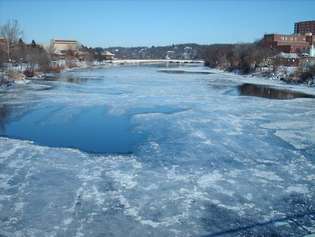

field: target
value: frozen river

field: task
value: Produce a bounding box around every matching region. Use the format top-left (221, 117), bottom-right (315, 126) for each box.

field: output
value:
top-left (0, 64), bottom-right (314, 236)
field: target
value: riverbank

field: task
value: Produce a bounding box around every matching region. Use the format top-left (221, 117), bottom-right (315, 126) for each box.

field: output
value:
top-left (2, 60), bottom-right (315, 99)
top-left (158, 66), bottom-right (315, 97)
top-left (202, 42), bottom-right (315, 86)
top-left (0, 59), bottom-right (204, 86)
top-left (204, 64), bottom-right (315, 87)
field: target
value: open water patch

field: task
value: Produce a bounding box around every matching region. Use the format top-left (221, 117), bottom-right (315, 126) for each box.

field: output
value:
top-left (238, 83), bottom-right (315, 100)
top-left (0, 105), bottom-right (145, 154)
top-left (128, 105), bottom-right (189, 116)
top-left (0, 103), bottom-right (189, 154)
top-left (158, 69), bottom-right (213, 74)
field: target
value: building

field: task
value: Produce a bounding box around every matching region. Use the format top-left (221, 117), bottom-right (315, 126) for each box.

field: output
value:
top-left (166, 50), bottom-right (175, 60)
top-left (263, 20), bottom-right (315, 54)
top-left (102, 51), bottom-right (115, 60)
top-left (305, 33), bottom-right (315, 46)
top-left (310, 44), bottom-right (315, 57)
top-left (183, 46), bottom-right (193, 60)
top-left (50, 39), bottom-right (80, 55)
top-left (0, 37), bottom-right (7, 49)
top-left (274, 52), bottom-right (300, 67)
top-left (300, 56), bottom-right (315, 69)
top-left (263, 34), bottom-right (310, 53)
top-left (294, 20), bottom-right (315, 35)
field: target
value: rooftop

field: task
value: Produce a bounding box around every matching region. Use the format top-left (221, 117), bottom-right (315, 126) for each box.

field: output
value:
top-left (295, 20), bottom-right (315, 24)
top-left (103, 51), bottom-right (114, 56)
top-left (276, 52), bottom-right (300, 59)
top-left (53, 39), bottom-right (78, 43)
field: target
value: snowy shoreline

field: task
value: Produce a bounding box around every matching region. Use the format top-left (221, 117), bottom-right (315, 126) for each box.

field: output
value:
top-left (157, 67), bottom-right (315, 96)
top-left (2, 61), bottom-right (315, 97)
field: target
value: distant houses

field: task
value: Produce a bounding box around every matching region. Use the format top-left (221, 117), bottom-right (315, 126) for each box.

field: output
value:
top-left (274, 53), bottom-right (300, 67)
top-left (50, 39), bottom-right (115, 60)
top-left (102, 51), bottom-right (115, 61)
top-left (166, 50), bottom-right (176, 60)
top-left (262, 20), bottom-right (315, 67)
top-left (49, 39), bottom-right (115, 68)
top-left (0, 36), bottom-right (116, 75)
top-left (263, 21), bottom-right (315, 55)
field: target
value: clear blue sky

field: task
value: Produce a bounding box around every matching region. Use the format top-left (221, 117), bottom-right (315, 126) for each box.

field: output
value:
top-left (0, 0), bottom-right (314, 47)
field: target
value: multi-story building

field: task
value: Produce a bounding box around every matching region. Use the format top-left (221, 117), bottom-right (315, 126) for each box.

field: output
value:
top-left (263, 20), bottom-right (315, 54)
top-left (305, 33), bottom-right (315, 45)
top-left (294, 20), bottom-right (315, 35)
top-left (262, 34), bottom-right (310, 53)
top-left (0, 37), bottom-right (7, 49)
top-left (50, 39), bottom-right (80, 55)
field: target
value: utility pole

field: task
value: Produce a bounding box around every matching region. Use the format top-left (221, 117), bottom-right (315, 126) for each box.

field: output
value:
top-left (7, 40), bottom-right (10, 63)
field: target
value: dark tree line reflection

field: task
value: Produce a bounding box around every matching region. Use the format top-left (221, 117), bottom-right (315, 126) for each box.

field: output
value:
top-left (238, 83), bottom-right (315, 100)
top-left (0, 104), bottom-right (11, 132)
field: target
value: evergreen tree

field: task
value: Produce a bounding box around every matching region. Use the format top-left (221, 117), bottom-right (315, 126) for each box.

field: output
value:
top-left (31, 40), bottom-right (36, 47)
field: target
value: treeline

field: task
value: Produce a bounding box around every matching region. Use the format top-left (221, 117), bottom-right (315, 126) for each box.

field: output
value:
top-left (0, 20), bottom-right (52, 72)
top-left (0, 20), bottom-right (112, 74)
top-left (202, 41), bottom-right (278, 74)
top-left (7, 39), bottom-right (50, 71)
top-left (104, 44), bottom-right (204, 60)
top-left (202, 42), bottom-right (315, 83)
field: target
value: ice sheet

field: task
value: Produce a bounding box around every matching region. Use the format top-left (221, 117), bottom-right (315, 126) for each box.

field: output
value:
top-left (0, 65), bottom-right (314, 236)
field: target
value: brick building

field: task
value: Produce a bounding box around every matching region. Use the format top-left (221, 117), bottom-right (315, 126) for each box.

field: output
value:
top-left (262, 34), bottom-right (310, 53)
top-left (294, 20), bottom-right (315, 35)
top-left (0, 37), bottom-right (7, 49)
top-left (305, 33), bottom-right (315, 45)
top-left (263, 20), bottom-right (315, 54)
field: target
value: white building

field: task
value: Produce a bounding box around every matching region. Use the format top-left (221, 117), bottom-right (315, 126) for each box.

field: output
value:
top-left (310, 44), bottom-right (315, 57)
top-left (102, 51), bottom-right (115, 60)
top-left (50, 39), bottom-right (80, 55)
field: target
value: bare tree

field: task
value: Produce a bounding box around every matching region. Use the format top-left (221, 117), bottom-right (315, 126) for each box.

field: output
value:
top-left (0, 47), bottom-right (6, 66)
top-left (0, 19), bottom-right (23, 62)
top-left (25, 45), bottom-right (50, 72)
top-left (203, 41), bottom-right (278, 74)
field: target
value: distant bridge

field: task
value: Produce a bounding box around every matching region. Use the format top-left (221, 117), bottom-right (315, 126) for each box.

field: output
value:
top-left (111, 59), bottom-right (204, 65)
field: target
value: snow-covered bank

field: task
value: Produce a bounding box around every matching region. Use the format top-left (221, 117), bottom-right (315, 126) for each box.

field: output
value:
top-left (159, 66), bottom-right (315, 96)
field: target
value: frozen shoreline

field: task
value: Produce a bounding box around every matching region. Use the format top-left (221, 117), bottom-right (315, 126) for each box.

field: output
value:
top-left (3, 62), bottom-right (315, 97)
top-left (156, 66), bottom-right (315, 96)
